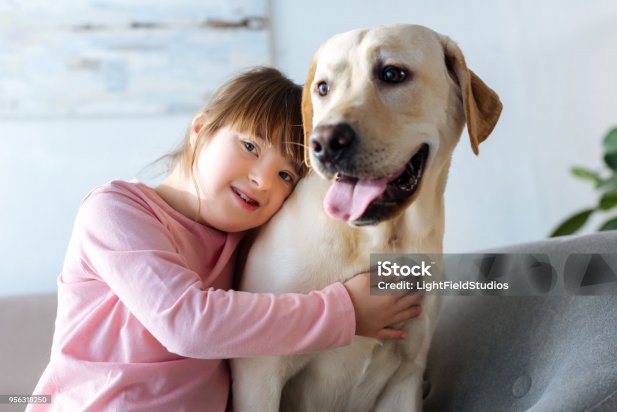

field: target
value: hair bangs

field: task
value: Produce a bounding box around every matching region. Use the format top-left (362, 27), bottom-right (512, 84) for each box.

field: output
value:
top-left (220, 69), bottom-right (307, 176)
top-left (166, 67), bottom-right (308, 182)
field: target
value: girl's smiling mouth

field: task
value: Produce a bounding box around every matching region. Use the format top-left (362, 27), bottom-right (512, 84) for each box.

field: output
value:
top-left (231, 186), bottom-right (260, 210)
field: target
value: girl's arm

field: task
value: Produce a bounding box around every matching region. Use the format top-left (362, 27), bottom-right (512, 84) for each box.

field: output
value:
top-left (69, 186), bottom-right (355, 359)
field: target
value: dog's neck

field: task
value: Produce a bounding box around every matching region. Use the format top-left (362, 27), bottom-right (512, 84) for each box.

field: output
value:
top-left (355, 197), bottom-right (444, 256)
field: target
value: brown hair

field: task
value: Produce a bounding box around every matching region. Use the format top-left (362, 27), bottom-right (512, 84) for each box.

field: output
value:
top-left (166, 66), bottom-right (307, 183)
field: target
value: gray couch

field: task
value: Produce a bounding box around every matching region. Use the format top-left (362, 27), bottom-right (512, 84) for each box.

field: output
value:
top-left (1, 233), bottom-right (615, 411)
top-left (424, 232), bottom-right (617, 411)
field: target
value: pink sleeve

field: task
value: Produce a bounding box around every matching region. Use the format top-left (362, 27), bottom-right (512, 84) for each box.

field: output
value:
top-left (71, 189), bottom-right (356, 359)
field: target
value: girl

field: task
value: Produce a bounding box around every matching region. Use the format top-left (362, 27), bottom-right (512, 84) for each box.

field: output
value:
top-left (29, 67), bottom-right (423, 411)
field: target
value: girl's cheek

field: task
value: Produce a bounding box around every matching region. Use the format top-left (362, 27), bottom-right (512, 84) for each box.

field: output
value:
top-left (272, 197), bottom-right (287, 214)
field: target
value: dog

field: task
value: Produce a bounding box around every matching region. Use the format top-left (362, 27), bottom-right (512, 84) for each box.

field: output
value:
top-left (231, 24), bottom-right (502, 411)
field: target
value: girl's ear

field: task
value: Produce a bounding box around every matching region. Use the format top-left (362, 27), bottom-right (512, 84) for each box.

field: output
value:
top-left (190, 112), bottom-right (208, 147)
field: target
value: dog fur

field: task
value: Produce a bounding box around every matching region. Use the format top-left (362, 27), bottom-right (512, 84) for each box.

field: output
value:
top-left (231, 24), bottom-right (502, 411)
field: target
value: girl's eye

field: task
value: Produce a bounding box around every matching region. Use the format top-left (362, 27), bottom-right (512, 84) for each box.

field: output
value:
top-left (243, 141), bottom-right (258, 154)
top-left (279, 171), bottom-right (294, 183)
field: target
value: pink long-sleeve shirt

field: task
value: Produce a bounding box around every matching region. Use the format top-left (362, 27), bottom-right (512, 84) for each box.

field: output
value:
top-left (29, 180), bottom-right (355, 411)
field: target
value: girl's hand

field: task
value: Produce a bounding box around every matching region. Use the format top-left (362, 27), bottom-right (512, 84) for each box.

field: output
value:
top-left (343, 272), bottom-right (423, 340)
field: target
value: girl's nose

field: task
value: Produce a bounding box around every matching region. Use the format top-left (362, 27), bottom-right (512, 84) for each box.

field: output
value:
top-left (250, 162), bottom-right (276, 190)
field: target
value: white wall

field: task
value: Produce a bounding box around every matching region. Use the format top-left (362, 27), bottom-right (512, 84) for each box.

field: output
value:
top-left (2, 0), bottom-right (616, 296)
top-left (0, 116), bottom-right (187, 296)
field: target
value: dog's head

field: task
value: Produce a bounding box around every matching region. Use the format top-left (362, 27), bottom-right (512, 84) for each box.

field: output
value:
top-left (302, 24), bottom-right (502, 226)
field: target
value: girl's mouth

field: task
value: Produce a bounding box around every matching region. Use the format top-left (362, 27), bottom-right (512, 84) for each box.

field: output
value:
top-left (231, 186), bottom-right (260, 209)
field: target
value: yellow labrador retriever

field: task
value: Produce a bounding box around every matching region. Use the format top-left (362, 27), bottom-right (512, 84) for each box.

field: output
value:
top-left (232, 24), bottom-right (502, 411)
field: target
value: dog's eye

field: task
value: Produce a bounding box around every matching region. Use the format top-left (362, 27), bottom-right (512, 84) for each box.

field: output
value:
top-left (380, 66), bottom-right (407, 84)
top-left (317, 81), bottom-right (329, 96)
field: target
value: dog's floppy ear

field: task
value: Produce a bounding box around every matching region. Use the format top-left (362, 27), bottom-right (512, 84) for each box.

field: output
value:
top-left (440, 36), bottom-right (502, 155)
top-left (302, 57), bottom-right (317, 168)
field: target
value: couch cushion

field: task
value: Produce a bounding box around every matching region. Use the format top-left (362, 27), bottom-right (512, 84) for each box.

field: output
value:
top-left (424, 232), bottom-right (617, 411)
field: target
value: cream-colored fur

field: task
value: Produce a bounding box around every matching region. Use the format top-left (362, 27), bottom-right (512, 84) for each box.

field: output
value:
top-left (232, 24), bottom-right (502, 411)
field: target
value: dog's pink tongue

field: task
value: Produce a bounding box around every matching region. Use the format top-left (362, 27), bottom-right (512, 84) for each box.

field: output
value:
top-left (324, 177), bottom-right (388, 221)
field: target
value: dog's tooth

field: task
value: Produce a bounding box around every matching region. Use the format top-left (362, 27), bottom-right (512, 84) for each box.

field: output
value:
top-left (407, 163), bottom-right (415, 175)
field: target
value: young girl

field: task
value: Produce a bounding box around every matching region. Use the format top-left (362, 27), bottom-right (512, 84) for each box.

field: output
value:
top-left (29, 67), bottom-right (423, 411)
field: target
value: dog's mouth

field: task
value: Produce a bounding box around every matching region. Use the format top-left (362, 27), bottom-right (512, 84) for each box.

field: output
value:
top-left (323, 144), bottom-right (429, 224)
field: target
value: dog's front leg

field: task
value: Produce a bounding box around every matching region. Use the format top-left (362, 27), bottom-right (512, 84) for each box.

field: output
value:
top-left (375, 299), bottom-right (441, 412)
top-left (373, 364), bottom-right (425, 412)
top-left (231, 355), bottom-right (308, 412)
top-left (373, 320), bottom-right (432, 411)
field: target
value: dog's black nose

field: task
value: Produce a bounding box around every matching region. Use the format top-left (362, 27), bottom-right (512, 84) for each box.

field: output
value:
top-left (310, 123), bottom-right (357, 165)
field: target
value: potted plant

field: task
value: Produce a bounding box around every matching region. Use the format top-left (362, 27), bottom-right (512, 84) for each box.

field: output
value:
top-left (550, 127), bottom-right (617, 237)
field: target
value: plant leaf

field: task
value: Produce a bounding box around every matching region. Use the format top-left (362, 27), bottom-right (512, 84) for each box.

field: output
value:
top-left (598, 216), bottom-right (617, 231)
top-left (549, 209), bottom-right (595, 237)
top-left (599, 191), bottom-right (617, 211)
top-left (571, 167), bottom-right (601, 185)
top-left (604, 152), bottom-right (617, 171)
top-left (598, 175), bottom-right (617, 191)
top-left (603, 128), bottom-right (617, 153)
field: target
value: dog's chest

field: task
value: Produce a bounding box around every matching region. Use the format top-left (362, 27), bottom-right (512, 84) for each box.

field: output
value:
top-left (281, 337), bottom-right (405, 411)
top-left (274, 223), bottom-right (406, 291)
top-left (242, 177), bottom-right (412, 293)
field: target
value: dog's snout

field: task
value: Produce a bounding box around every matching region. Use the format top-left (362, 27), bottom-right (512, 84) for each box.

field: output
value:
top-left (310, 123), bottom-right (357, 165)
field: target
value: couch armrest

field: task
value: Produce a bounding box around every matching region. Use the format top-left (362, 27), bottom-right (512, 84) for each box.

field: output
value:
top-left (0, 294), bottom-right (57, 396)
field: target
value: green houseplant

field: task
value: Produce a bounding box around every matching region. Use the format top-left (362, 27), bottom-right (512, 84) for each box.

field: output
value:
top-left (550, 127), bottom-right (617, 237)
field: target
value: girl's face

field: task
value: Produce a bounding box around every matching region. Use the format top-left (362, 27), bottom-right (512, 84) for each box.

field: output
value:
top-left (193, 125), bottom-right (299, 232)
